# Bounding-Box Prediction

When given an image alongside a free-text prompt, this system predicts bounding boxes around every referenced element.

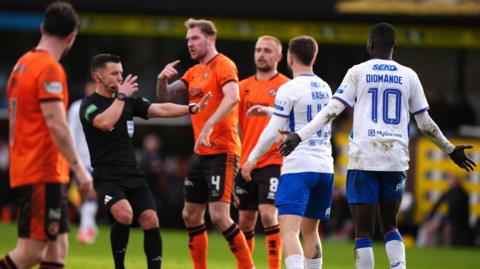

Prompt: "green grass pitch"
[0,223,479,268]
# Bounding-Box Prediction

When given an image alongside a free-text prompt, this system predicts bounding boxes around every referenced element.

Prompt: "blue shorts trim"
[276,172,334,220]
[346,170,406,204]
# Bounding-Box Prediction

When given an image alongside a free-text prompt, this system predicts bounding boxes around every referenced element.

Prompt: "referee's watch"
[188,103,198,114]
[116,92,127,101]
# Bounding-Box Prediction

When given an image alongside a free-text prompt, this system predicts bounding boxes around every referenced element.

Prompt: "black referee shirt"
[80,92,151,173]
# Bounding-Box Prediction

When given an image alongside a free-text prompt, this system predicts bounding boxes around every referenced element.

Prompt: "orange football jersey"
[7,50,70,188]
[239,73,289,168]
[181,54,241,156]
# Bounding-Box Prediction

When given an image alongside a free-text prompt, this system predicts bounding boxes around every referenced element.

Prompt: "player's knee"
[182,208,202,226]
[209,210,228,228]
[139,210,159,229]
[239,220,254,232]
[260,213,277,227]
[115,210,133,225]
[24,251,44,266]
[356,227,374,238]
[181,208,193,224]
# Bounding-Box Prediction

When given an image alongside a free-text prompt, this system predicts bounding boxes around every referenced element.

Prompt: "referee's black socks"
[144,228,162,269]
[110,222,130,269]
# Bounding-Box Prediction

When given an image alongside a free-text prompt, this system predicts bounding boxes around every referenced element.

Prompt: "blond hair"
[184,18,217,37]
[257,35,282,53]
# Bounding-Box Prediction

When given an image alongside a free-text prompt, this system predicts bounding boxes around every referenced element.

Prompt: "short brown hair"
[184,18,217,37]
[257,35,282,53]
[43,1,80,37]
[288,36,318,66]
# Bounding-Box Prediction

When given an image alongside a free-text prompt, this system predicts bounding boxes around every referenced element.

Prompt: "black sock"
[144,228,163,269]
[39,261,64,269]
[111,222,130,269]
[0,255,18,269]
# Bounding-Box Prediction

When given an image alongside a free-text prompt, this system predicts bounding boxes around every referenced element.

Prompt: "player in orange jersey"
[156,18,254,269]
[1,2,93,269]
[236,35,289,269]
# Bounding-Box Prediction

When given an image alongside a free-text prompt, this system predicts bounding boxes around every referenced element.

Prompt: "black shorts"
[235,165,281,210]
[93,167,156,221]
[14,183,69,241]
[94,179,157,222]
[184,153,239,203]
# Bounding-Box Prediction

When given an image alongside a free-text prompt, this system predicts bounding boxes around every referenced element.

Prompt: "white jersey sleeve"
[273,83,296,118]
[332,67,359,109]
[408,70,429,114]
[68,99,92,170]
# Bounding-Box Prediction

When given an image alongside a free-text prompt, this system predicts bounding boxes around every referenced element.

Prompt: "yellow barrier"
[78,14,480,48]
[415,138,480,224]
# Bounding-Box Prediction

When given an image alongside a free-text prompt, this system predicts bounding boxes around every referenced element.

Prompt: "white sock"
[285,254,304,269]
[386,240,406,269]
[80,200,98,231]
[355,247,374,269]
[305,257,322,269]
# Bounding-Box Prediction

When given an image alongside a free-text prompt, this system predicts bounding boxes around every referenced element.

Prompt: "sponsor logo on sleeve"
[44,81,63,94]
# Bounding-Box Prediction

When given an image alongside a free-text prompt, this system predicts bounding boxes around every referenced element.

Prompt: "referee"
[80,54,210,269]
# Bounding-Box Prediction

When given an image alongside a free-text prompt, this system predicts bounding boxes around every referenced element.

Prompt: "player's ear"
[40,23,45,35]
[276,52,283,63]
[207,35,216,46]
[92,71,101,83]
[65,31,77,46]
[287,52,293,66]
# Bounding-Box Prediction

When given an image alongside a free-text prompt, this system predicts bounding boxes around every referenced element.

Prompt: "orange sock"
[187,223,208,269]
[265,225,282,269]
[223,223,255,269]
[243,230,255,253]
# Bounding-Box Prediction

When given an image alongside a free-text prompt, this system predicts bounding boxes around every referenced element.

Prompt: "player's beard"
[256,63,273,73]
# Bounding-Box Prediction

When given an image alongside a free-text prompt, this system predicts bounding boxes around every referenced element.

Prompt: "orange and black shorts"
[14,183,69,241]
[235,164,281,210]
[184,153,239,203]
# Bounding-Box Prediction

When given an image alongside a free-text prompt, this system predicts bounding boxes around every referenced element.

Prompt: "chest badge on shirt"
[127,120,134,138]
[269,88,277,97]
[203,72,209,79]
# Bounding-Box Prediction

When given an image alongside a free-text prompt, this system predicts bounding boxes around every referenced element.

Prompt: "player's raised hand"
[247,105,272,117]
[241,161,255,182]
[118,74,139,97]
[157,60,180,81]
[278,130,301,157]
[449,145,476,172]
[191,92,212,114]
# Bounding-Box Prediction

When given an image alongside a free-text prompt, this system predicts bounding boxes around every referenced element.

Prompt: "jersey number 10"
[368,88,401,125]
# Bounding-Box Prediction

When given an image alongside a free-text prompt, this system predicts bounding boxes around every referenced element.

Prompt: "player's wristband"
[188,103,198,114]
[116,92,127,101]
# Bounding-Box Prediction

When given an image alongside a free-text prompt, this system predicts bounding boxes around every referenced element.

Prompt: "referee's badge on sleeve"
[127,120,134,138]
